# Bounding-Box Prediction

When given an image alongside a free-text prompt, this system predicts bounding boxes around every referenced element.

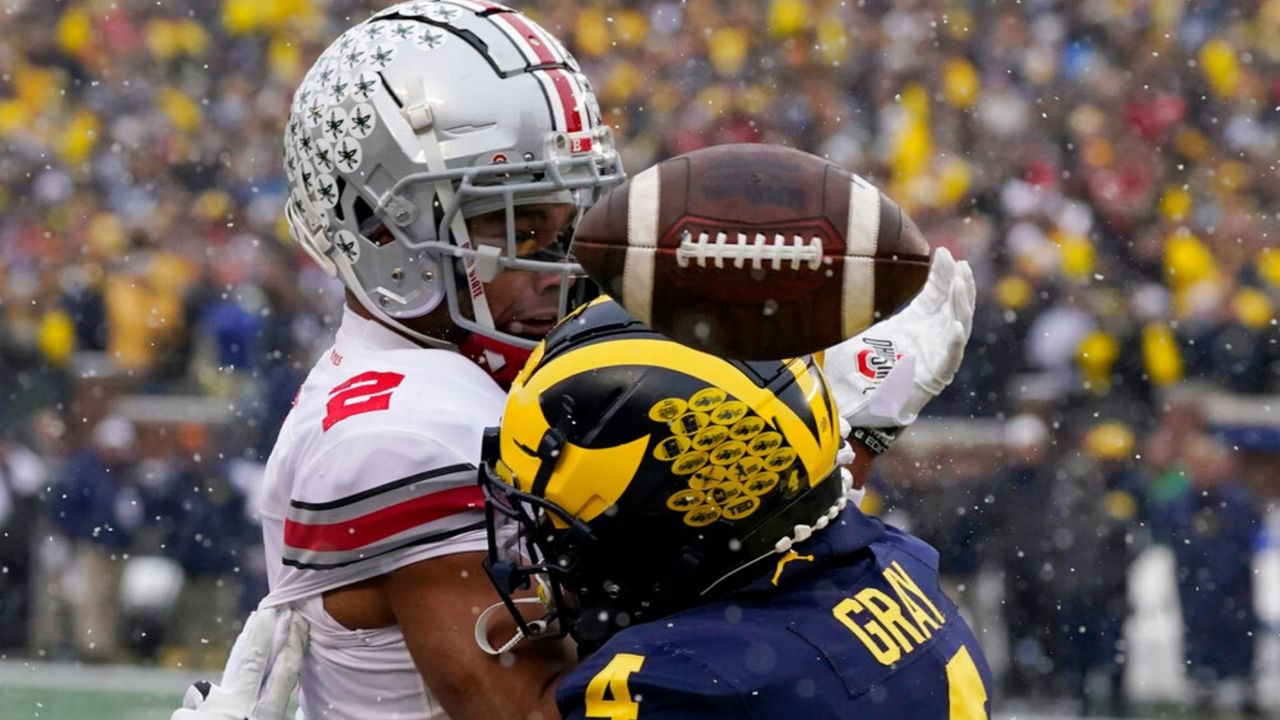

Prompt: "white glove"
[824,247,976,428]
[171,606,309,720]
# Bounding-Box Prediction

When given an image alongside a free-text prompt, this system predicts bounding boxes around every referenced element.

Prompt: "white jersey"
[259,307,506,720]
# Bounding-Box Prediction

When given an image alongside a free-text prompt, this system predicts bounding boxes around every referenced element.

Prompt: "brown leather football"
[572,143,932,359]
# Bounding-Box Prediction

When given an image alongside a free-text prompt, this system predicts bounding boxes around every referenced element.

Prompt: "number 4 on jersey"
[323,371,405,431]
[584,653,645,720]
[947,645,988,720]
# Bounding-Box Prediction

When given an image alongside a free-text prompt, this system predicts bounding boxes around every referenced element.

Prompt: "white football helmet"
[284,0,625,356]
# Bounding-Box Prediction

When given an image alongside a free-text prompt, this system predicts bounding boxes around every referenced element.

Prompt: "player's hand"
[824,247,976,428]
[171,606,308,720]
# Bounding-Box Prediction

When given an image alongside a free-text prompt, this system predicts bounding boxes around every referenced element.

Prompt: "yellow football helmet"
[480,299,847,645]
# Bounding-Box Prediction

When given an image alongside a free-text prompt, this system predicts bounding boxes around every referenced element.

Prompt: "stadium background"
[0,0,1278,717]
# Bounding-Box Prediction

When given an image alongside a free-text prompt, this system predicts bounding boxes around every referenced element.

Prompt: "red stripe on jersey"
[495,12,555,64]
[547,69,583,133]
[284,485,484,552]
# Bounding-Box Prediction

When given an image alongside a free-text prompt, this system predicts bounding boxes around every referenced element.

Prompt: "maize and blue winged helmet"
[481,299,851,647]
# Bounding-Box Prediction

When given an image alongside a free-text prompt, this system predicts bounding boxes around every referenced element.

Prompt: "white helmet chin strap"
[474,598,548,656]
[474,571,559,656]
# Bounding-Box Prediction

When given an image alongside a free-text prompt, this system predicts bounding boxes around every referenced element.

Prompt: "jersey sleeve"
[280,426,486,571]
[558,645,747,720]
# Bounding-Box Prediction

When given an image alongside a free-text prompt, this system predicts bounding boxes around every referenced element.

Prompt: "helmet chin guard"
[283,1,625,353]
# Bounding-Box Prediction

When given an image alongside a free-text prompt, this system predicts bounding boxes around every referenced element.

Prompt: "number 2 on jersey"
[323,371,405,431]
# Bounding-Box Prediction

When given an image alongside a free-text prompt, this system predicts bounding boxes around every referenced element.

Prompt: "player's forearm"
[412,640,567,720]
[386,552,570,720]
[844,433,879,491]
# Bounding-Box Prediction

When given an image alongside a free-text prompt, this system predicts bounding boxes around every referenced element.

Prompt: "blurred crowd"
[875,402,1271,716]
[0,0,1277,708]
[7,410,275,668]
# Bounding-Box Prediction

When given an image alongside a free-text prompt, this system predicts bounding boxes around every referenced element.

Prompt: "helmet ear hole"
[353,197,396,247]
[333,177,348,222]
[353,195,377,237]
[431,195,447,241]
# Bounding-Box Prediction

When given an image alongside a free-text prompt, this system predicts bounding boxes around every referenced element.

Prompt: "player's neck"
[345,291,466,348]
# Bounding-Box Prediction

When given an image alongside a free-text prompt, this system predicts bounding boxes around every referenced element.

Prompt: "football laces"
[675,229,825,271]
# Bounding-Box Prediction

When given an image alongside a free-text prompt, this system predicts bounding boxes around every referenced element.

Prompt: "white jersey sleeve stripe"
[288,463,475,521]
[284,475,483,564]
[282,516,484,570]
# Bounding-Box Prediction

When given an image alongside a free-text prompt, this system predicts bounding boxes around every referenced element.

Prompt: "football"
[572,143,932,359]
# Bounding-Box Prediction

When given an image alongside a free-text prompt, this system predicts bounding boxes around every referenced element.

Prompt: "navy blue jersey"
[556,508,993,719]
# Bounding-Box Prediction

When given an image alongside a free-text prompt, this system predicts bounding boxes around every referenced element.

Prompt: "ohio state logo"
[855,338,902,381]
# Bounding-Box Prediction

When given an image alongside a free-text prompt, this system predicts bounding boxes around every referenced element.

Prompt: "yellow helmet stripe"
[784,356,841,453]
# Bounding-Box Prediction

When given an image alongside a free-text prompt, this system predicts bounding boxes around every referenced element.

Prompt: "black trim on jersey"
[281,520,486,570]
[289,462,476,511]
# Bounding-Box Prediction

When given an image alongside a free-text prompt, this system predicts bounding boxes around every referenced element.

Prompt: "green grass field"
[0,658,1258,720]
[0,685,179,720]
[0,660,197,720]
